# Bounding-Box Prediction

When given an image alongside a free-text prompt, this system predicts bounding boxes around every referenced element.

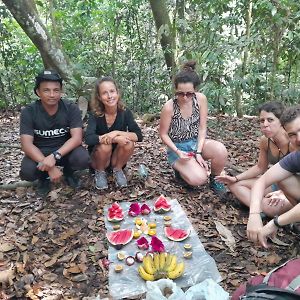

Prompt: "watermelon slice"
[107,202,124,222]
[154,195,171,213]
[164,227,190,241]
[106,229,134,249]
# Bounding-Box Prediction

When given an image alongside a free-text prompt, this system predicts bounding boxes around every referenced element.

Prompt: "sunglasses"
[175,91,195,98]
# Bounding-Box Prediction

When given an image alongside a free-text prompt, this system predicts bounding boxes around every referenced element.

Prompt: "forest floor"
[0,111,299,300]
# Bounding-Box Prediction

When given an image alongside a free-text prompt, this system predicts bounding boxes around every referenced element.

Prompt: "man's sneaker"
[95,170,108,190]
[209,175,226,194]
[113,169,128,187]
[65,173,81,189]
[36,178,51,197]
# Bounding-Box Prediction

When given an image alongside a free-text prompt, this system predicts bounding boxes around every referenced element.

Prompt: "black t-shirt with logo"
[20,99,82,153]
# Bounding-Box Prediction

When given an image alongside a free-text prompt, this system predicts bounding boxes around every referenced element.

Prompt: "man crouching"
[19,70,89,197]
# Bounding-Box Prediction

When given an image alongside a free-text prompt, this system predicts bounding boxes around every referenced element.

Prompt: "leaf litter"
[0,113,299,298]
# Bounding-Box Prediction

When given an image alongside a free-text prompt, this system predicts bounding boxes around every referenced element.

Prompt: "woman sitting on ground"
[85,77,143,190]
[216,101,294,216]
[159,61,228,193]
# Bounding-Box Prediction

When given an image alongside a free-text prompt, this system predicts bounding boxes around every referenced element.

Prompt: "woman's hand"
[215,175,237,185]
[264,190,286,207]
[113,135,131,146]
[48,166,63,183]
[195,153,208,170]
[100,132,119,144]
[176,150,191,161]
[246,213,264,244]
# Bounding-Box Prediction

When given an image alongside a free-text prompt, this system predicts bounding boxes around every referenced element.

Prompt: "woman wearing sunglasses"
[159,61,227,193]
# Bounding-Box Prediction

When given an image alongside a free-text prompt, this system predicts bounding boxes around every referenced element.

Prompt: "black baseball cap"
[34,70,63,95]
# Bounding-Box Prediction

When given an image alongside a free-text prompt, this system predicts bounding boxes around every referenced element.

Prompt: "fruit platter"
[103,195,221,300]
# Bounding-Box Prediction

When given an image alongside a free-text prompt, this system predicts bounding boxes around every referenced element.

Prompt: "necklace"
[270,138,288,160]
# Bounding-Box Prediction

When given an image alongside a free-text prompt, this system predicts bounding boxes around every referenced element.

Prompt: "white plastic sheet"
[104,199,221,299]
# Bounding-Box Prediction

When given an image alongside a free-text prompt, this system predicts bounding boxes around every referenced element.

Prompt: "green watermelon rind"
[106,229,134,247]
[164,227,190,242]
[107,213,124,223]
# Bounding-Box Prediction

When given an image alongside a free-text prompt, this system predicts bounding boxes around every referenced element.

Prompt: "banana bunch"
[138,252,185,281]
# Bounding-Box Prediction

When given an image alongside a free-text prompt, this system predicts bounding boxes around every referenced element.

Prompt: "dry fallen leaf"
[0,242,14,252]
[31,236,39,245]
[269,236,289,246]
[0,264,15,286]
[67,265,82,274]
[214,220,236,252]
[265,253,281,265]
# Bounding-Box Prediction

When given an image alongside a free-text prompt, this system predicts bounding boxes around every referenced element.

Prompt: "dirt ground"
[0,112,299,299]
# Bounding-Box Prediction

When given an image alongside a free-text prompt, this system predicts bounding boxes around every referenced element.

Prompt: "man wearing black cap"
[19,70,89,196]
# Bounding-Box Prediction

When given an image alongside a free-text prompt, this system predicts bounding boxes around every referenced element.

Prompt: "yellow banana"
[138,265,155,281]
[159,252,166,270]
[168,262,185,279]
[143,255,155,275]
[165,253,172,268]
[153,253,160,271]
[165,254,177,272]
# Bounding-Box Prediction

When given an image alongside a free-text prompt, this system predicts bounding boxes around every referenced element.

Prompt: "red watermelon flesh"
[106,229,133,249]
[107,202,124,222]
[154,195,171,213]
[164,227,190,241]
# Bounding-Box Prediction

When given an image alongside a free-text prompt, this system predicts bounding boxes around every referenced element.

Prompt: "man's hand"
[247,213,264,243]
[258,220,278,248]
[37,154,56,171]
[48,166,63,183]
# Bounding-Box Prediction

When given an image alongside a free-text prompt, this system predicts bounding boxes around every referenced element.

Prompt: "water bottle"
[138,164,148,179]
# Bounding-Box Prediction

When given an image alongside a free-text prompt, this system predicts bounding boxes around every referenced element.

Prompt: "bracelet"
[273,215,284,228]
[235,175,239,182]
[194,151,202,155]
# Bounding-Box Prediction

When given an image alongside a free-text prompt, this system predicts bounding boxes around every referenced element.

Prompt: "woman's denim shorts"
[167,138,198,166]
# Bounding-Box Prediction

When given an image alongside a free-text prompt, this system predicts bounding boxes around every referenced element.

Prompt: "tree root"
[0,143,21,149]
[0,181,35,190]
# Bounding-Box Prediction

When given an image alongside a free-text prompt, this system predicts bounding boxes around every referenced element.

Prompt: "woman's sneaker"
[209,175,226,195]
[95,170,108,190]
[113,169,128,187]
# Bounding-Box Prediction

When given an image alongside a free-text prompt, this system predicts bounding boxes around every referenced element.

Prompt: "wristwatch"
[273,215,284,228]
[52,151,62,161]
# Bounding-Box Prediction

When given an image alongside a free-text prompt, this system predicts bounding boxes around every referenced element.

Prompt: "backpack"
[232,258,300,300]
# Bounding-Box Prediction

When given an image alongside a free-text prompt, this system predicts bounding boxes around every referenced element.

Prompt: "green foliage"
[0,0,300,115]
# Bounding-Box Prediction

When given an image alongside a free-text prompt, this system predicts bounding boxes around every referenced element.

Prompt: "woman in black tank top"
[216,101,295,217]
[159,61,228,194]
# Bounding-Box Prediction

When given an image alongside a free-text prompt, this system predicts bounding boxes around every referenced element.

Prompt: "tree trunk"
[2,0,75,82]
[235,0,252,117]
[149,0,176,74]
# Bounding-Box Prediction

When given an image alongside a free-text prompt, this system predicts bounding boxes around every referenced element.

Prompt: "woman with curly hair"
[85,77,143,190]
